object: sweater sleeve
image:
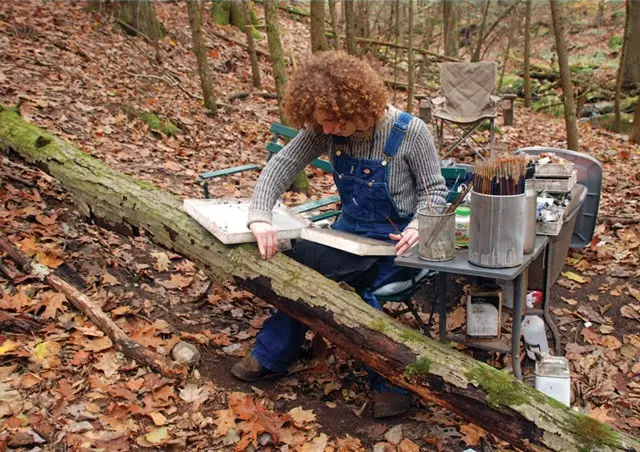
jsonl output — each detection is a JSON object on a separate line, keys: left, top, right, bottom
{"left": 248, "top": 130, "right": 328, "bottom": 225}
{"left": 405, "top": 119, "right": 447, "bottom": 230}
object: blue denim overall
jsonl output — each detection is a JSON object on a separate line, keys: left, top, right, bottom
{"left": 252, "top": 113, "right": 414, "bottom": 393}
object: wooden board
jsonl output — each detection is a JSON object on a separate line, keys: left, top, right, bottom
{"left": 300, "top": 227, "right": 396, "bottom": 256}
{"left": 183, "top": 199, "right": 309, "bottom": 244}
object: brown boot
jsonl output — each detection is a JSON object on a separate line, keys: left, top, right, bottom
{"left": 231, "top": 354, "right": 282, "bottom": 382}
{"left": 372, "top": 392, "right": 415, "bottom": 419}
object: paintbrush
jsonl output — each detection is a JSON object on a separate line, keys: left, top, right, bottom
{"left": 385, "top": 214, "right": 404, "bottom": 237}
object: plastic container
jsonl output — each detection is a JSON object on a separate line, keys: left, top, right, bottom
{"left": 418, "top": 209, "right": 455, "bottom": 262}
{"left": 535, "top": 355, "right": 571, "bottom": 406}
{"left": 455, "top": 206, "right": 471, "bottom": 248}
{"left": 468, "top": 191, "right": 525, "bottom": 268}
{"left": 523, "top": 180, "right": 537, "bottom": 254}
{"left": 522, "top": 292, "right": 549, "bottom": 360}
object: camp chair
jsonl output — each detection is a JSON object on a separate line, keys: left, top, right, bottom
{"left": 430, "top": 61, "right": 502, "bottom": 160}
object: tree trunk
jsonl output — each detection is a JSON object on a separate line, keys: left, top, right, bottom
{"left": 630, "top": 101, "right": 640, "bottom": 143}
{"left": 1, "top": 106, "right": 639, "bottom": 452}
{"left": 471, "top": 0, "right": 491, "bottom": 62}
{"left": 186, "top": 0, "right": 217, "bottom": 113}
{"left": 242, "top": 0, "right": 261, "bottom": 88}
{"left": 211, "top": 0, "right": 246, "bottom": 29}
{"left": 523, "top": 0, "right": 533, "bottom": 108}
{"left": 310, "top": 0, "right": 329, "bottom": 52}
{"left": 263, "top": 0, "right": 287, "bottom": 121}
{"left": 328, "top": 0, "right": 341, "bottom": 50}
{"left": 614, "top": 0, "right": 630, "bottom": 133}
{"left": 115, "top": 0, "right": 163, "bottom": 62}
{"left": 622, "top": 1, "right": 640, "bottom": 87}
{"left": 263, "top": 0, "right": 309, "bottom": 193}
{"left": 406, "top": 0, "right": 415, "bottom": 114}
{"left": 549, "top": 0, "right": 579, "bottom": 150}
{"left": 344, "top": 0, "right": 357, "bottom": 55}
{"left": 442, "top": 0, "right": 458, "bottom": 58}
{"left": 498, "top": 14, "right": 517, "bottom": 92}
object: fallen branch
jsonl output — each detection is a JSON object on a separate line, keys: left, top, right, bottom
{"left": 599, "top": 216, "right": 640, "bottom": 225}
{"left": 227, "top": 91, "right": 278, "bottom": 102}
{"left": 0, "top": 231, "right": 186, "bottom": 378}
{"left": 204, "top": 29, "right": 269, "bottom": 58}
{"left": 1, "top": 105, "right": 638, "bottom": 451}
{"left": 326, "top": 34, "right": 460, "bottom": 62}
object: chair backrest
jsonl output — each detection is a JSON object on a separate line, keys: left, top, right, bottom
{"left": 265, "top": 123, "right": 333, "bottom": 173}
{"left": 440, "top": 61, "right": 498, "bottom": 119}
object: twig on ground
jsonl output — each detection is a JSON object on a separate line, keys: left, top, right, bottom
{"left": 0, "top": 232, "right": 186, "bottom": 378}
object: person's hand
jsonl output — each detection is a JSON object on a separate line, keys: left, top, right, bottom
{"left": 390, "top": 227, "right": 419, "bottom": 256}
{"left": 250, "top": 221, "right": 279, "bottom": 259}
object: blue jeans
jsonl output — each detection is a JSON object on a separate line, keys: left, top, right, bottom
{"left": 252, "top": 252, "right": 409, "bottom": 394}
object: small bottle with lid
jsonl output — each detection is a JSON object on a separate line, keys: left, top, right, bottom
{"left": 454, "top": 206, "right": 471, "bottom": 248}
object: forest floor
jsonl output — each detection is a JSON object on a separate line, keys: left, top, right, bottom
{"left": 0, "top": 1, "right": 639, "bottom": 451}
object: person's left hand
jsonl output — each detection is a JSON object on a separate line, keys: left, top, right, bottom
{"left": 390, "top": 227, "right": 419, "bottom": 256}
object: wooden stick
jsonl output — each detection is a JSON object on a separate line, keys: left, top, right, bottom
{"left": 0, "top": 233, "right": 186, "bottom": 378}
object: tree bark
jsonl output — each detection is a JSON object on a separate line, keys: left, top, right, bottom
{"left": 327, "top": 0, "right": 341, "bottom": 50}
{"left": 614, "top": 0, "right": 630, "bottom": 133}
{"left": 630, "top": 100, "right": 640, "bottom": 143}
{"left": 115, "top": 0, "right": 163, "bottom": 62}
{"left": 310, "top": 0, "right": 329, "bottom": 52}
{"left": 263, "top": 0, "right": 287, "bottom": 122}
{"left": 344, "top": 0, "right": 357, "bottom": 55}
{"left": 549, "top": 0, "right": 579, "bottom": 150}
{"left": 242, "top": 0, "right": 262, "bottom": 88}
{"left": 2, "top": 105, "right": 639, "bottom": 451}
{"left": 622, "top": 0, "right": 640, "bottom": 87}
{"left": 442, "top": 0, "right": 458, "bottom": 58}
{"left": 523, "top": 0, "right": 533, "bottom": 107}
{"left": 263, "top": 0, "right": 309, "bottom": 194}
{"left": 471, "top": 0, "right": 491, "bottom": 62}
{"left": 186, "top": 0, "right": 217, "bottom": 113}
{"left": 406, "top": 0, "right": 415, "bottom": 114}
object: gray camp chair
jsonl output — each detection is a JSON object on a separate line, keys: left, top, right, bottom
{"left": 429, "top": 61, "right": 501, "bottom": 160}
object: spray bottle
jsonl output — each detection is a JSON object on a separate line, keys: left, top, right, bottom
{"left": 521, "top": 291, "right": 549, "bottom": 360}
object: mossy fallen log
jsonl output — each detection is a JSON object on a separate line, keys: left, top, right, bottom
{"left": 1, "top": 105, "right": 639, "bottom": 452}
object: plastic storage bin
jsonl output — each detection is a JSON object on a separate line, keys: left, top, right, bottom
{"left": 528, "top": 184, "right": 587, "bottom": 290}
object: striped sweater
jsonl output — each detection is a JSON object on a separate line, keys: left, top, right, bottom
{"left": 249, "top": 105, "right": 447, "bottom": 231}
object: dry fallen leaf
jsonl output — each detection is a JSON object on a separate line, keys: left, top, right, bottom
{"left": 460, "top": 423, "right": 486, "bottom": 446}
{"left": 561, "top": 271, "right": 587, "bottom": 284}
{"left": 397, "top": 438, "right": 421, "bottom": 452}
{"left": 588, "top": 406, "right": 616, "bottom": 424}
{"left": 288, "top": 406, "right": 316, "bottom": 426}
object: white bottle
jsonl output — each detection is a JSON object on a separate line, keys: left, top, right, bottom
{"left": 521, "top": 292, "right": 549, "bottom": 360}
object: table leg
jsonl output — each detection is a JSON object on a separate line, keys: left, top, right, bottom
{"left": 438, "top": 272, "right": 447, "bottom": 341}
{"left": 542, "top": 241, "right": 562, "bottom": 354}
{"left": 512, "top": 273, "right": 524, "bottom": 380}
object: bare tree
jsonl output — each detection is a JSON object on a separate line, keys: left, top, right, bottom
{"left": 114, "top": 0, "right": 163, "bottom": 62}
{"left": 310, "top": 0, "right": 329, "bottom": 52}
{"left": 186, "top": 0, "right": 217, "bottom": 113}
{"left": 471, "top": 0, "right": 491, "bottom": 62}
{"left": 523, "top": 0, "right": 533, "bottom": 107}
{"left": 263, "top": 0, "right": 309, "bottom": 193}
{"left": 549, "top": 0, "right": 579, "bottom": 150}
{"left": 407, "top": 0, "right": 415, "bottom": 113}
{"left": 242, "top": 0, "right": 261, "bottom": 88}
{"left": 328, "top": 0, "right": 341, "bottom": 50}
{"left": 614, "top": 0, "right": 630, "bottom": 132}
{"left": 442, "top": 0, "right": 458, "bottom": 58}
{"left": 344, "top": 0, "right": 357, "bottom": 55}
{"left": 622, "top": 0, "right": 640, "bottom": 87}
{"left": 630, "top": 102, "right": 640, "bottom": 143}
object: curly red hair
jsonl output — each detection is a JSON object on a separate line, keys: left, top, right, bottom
{"left": 284, "top": 51, "right": 388, "bottom": 130}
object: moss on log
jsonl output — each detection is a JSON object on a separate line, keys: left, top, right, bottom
{"left": 0, "top": 105, "right": 639, "bottom": 452}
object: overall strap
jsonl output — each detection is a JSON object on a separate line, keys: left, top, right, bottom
{"left": 383, "top": 112, "right": 413, "bottom": 158}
